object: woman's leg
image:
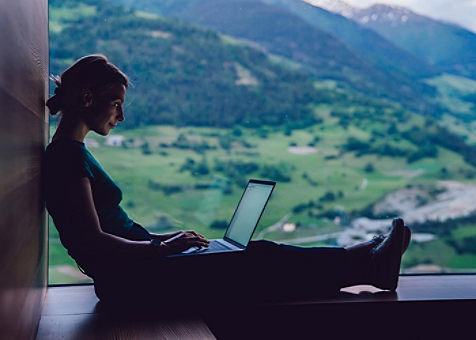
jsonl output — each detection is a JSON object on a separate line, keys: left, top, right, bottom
{"left": 161, "top": 240, "right": 352, "bottom": 302}
{"left": 93, "top": 220, "right": 410, "bottom": 304}
{"left": 93, "top": 240, "right": 351, "bottom": 304}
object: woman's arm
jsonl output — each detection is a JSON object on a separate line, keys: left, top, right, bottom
{"left": 66, "top": 178, "right": 209, "bottom": 258}
{"left": 68, "top": 177, "right": 157, "bottom": 258}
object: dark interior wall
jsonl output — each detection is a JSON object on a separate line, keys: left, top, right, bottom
{"left": 0, "top": 0, "right": 49, "bottom": 339}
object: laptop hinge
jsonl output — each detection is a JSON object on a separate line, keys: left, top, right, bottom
{"left": 222, "top": 237, "right": 246, "bottom": 249}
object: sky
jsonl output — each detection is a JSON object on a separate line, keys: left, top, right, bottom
{"left": 345, "top": 0, "right": 476, "bottom": 33}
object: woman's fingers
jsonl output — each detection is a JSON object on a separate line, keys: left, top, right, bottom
{"left": 164, "top": 232, "right": 210, "bottom": 253}
{"left": 185, "top": 230, "right": 206, "bottom": 237}
{"left": 189, "top": 235, "right": 209, "bottom": 244}
{"left": 183, "top": 230, "right": 208, "bottom": 241}
{"left": 171, "top": 235, "right": 208, "bottom": 247}
{"left": 188, "top": 231, "right": 200, "bottom": 238}
{"left": 186, "top": 236, "right": 209, "bottom": 248}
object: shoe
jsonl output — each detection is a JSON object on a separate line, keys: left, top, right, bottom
{"left": 370, "top": 218, "right": 405, "bottom": 291}
{"left": 372, "top": 234, "right": 386, "bottom": 246}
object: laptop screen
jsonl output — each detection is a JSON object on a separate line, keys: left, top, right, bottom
{"left": 224, "top": 180, "right": 275, "bottom": 247}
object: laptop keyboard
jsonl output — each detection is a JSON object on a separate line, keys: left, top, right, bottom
{"left": 209, "top": 241, "right": 232, "bottom": 250}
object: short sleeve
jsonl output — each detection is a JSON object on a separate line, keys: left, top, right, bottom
{"left": 46, "top": 144, "right": 93, "bottom": 184}
{"left": 44, "top": 141, "right": 95, "bottom": 210}
{"left": 66, "top": 147, "right": 94, "bottom": 181}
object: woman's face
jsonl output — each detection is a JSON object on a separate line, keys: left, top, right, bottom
{"left": 85, "top": 83, "right": 126, "bottom": 136}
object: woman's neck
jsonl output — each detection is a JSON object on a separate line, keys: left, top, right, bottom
{"left": 52, "top": 114, "right": 90, "bottom": 143}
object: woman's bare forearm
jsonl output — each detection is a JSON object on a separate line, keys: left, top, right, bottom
{"left": 85, "top": 230, "right": 163, "bottom": 259}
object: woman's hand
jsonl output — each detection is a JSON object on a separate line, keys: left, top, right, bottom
{"left": 162, "top": 231, "right": 210, "bottom": 255}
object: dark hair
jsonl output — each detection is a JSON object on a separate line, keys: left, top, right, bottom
{"left": 46, "top": 55, "right": 129, "bottom": 115}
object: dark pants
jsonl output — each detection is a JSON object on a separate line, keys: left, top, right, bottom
{"left": 91, "top": 224, "right": 351, "bottom": 306}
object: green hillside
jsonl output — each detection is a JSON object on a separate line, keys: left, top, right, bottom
{"left": 51, "top": 0, "right": 327, "bottom": 128}
{"left": 110, "top": 0, "right": 442, "bottom": 116}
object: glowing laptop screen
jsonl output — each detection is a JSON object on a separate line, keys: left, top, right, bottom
{"left": 225, "top": 181, "right": 274, "bottom": 247}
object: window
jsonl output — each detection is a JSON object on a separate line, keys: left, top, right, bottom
{"left": 49, "top": 0, "right": 476, "bottom": 284}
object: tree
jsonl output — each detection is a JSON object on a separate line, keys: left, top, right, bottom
{"left": 232, "top": 127, "right": 243, "bottom": 137}
{"left": 141, "top": 142, "right": 152, "bottom": 155}
{"left": 320, "top": 191, "right": 336, "bottom": 202}
{"left": 365, "top": 163, "right": 375, "bottom": 173}
{"left": 210, "top": 220, "right": 228, "bottom": 229}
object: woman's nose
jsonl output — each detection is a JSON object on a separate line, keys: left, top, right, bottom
{"left": 118, "top": 110, "right": 124, "bottom": 122}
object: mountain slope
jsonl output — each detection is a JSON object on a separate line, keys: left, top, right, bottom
{"left": 160, "top": 0, "right": 441, "bottom": 114}
{"left": 264, "top": 0, "right": 438, "bottom": 79}
{"left": 312, "top": 1, "right": 476, "bottom": 80}
{"left": 179, "top": 0, "right": 369, "bottom": 78}
{"left": 50, "top": 0, "right": 327, "bottom": 128}
{"left": 355, "top": 4, "right": 476, "bottom": 79}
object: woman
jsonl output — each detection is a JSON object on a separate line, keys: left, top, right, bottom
{"left": 44, "top": 55, "right": 411, "bottom": 305}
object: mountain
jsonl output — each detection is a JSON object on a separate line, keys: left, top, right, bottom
{"left": 110, "top": 0, "right": 194, "bottom": 16}
{"left": 310, "top": 1, "right": 476, "bottom": 80}
{"left": 262, "top": 0, "right": 438, "bottom": 79}
{"left": 50, "top": 0, "right": 328, "bottom": 128}
{"left": 179, "top": 0, "right": 372, "bottom": 79}
{"left": 304, "top": 0, "right": 356, "bottom": 18}
{"left": 114, "top": 0, "right": 441, "bottom": 115}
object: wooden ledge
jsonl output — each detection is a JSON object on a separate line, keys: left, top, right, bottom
{"left": 37, "top": 276, "right": 476, "bottom": 339}
{"left": 36, "top": 285, "right": 216, "bottom": 340}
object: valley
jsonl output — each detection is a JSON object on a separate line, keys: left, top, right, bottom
{"left": 49, "top": 122, "right": 476, "bottom": 283}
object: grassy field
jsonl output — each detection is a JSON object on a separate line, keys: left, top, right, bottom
{"left": 91, "top": 125, "right": 414, "bottom": 229}
{"left": 426, "top": 74, "right": 476, "bottom": 117}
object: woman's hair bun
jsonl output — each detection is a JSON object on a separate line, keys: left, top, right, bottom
{"left": 46, "top": 93, "right": 62, "bottom": 116}
{"left": 46, "top": 75, "right": 63, "bottom": 115}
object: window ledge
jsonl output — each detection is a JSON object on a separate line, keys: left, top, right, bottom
{"left": 40, "top": 275, "right": 476, "bottom": 339}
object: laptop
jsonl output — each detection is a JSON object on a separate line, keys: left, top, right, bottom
{"left": 168, "top": 179, "right": 276, "bottom": 257}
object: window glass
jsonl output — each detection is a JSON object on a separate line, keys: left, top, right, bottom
{"left": 49, "top": 0, "right": 476, "bottom": 284}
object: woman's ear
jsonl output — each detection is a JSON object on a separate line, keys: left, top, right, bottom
{"left": 80, "top": 89, "right": 94, "bottom": 108}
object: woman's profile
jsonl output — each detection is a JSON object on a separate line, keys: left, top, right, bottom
{"left": 44, "top": 55, "right": 411, "bottom": 304}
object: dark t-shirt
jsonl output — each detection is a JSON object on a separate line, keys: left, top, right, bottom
{"left": 44, "top": 139, "right": 134, "bottom": 269}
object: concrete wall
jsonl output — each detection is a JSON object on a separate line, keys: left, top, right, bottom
{"left": 0, "top": 0, "right": 49, "bottom": 338}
